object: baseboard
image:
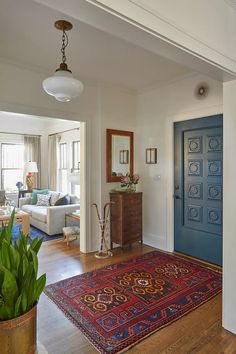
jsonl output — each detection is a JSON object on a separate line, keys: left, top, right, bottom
{"left": 143, "top": 232, "right": 167, "bottom": 251}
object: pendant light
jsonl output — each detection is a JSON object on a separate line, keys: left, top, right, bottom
{"left": 43, "top": 20, "right": 84, "bottom": 102}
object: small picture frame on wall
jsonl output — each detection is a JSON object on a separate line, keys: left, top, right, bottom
{"left": 146, "top": 148, "right": 157, "bottom": 164}
{"left": 119, "top": 150, "right": 129, "bottom": 164}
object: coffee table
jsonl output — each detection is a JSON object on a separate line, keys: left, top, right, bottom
{"left": 0, "top": 209, "right": 30, "bottom": 235}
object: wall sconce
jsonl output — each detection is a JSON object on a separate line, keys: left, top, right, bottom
{"left": 119, "top": 150, "right": 129, "bottom": 164}
{"left": 146, "top": 148, "right": 157, "bottom": 164}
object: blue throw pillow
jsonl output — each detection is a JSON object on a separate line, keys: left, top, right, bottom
{"left": 31, "top": 189, "right": 49, "bottom": 205}
{"left": 55, "top": 194, "right": 70, "bottom": 206}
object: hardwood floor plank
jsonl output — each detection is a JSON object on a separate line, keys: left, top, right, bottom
{"left": 37, "top": 240, "right": 236, "bottom": 354}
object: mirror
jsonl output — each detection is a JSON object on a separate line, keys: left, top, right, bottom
{"left": 106, "top": 129, "right": 134, "bottom": 182}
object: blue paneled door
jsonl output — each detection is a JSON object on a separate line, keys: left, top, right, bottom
{"left": 174, "top": 115, "right": 223, "bottom": 265}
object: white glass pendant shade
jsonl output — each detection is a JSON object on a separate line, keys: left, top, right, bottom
{"left": 42, "top": 70, "right": 84, "bottom": 102}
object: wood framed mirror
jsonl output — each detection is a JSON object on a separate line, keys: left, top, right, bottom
{"left": 106, "top": 129, "right": 134, "bottom": 182}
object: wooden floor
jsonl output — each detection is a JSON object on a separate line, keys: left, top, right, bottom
{"left": 37, "top": 240, "right": 236, "bottom": 354}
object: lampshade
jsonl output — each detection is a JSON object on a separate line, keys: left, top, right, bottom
{"left": 43, "top": 70, "right": 84, "bottom": 102}
{"left": 24, "top": 162, "right": 38, "bottom": 174}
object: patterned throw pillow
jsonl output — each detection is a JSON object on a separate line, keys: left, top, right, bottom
{"left": 36, "top": 193, "right": 51, "bottom": 206}
{"left": 31, "top": 189, "right": 49, "bottom": 205}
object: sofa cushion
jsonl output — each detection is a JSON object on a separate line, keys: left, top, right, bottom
{"left": 55, "top": 194, "right": 70, "bottom": 206}
{"left": 70, "top": 195, "right": 80, "bottom": 204}
{"left": 21, "top": 205, "right": 47, "bottom": 223}
{"left": 21, "top": 204, "right": 36, "bottom": 215}
{"left": 31, "top": 208, "right": 47, "bottom": 223}
{"left": 31, "top": 189, "right": 49, "bottom": 205}
{"left": 36, "top": 193, "right": 51, "bottom": 206}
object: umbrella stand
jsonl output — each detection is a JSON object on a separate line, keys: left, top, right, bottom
{"left": 92, "top": 202, "right": 113, "bottom": 259}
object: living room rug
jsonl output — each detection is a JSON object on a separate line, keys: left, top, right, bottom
{"left": 11, "top": 224, "right": 63, "bottom": 242}
{"left": 44, "top": 251, "right": 222, "bottom": 354}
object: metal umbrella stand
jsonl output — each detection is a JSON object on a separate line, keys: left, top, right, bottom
{"left": 92, "top": 202, "right": 113, "bottom": 259}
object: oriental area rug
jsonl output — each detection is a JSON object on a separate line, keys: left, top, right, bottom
{"left": 44, "top": 251, "right": 222, "bottom": 354}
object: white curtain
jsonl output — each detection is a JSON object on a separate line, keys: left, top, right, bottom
{"left": 48, "top": 135, "right": 58, "bottom": 190}
{"left": 24, "top": 135, "right": 41, "bottom": 188}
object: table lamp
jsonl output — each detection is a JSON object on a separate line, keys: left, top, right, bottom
{"left": 24, "top": 162, "right": 38, "bottom": 190}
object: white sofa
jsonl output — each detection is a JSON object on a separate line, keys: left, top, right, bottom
{"left": 19, "top": 193, "right": 80, "bottom": 236}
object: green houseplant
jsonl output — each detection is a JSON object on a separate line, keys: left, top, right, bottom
{"left": 0, "top": 210, "right": 46, "bottom": 354}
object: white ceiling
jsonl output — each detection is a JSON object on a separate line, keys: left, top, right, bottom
{"left": 0, "top": 0, "right": 193, "bottom": 92}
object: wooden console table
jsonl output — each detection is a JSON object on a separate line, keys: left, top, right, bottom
{"left": 18, "top": 189, "right": 32, "bottom": 199}
{"left": 110, "top": 192, "right": 142, "bottom": 248}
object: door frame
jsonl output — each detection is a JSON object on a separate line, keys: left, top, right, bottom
{"left": 165, "top": 108, "right": 223, "bottom": 253}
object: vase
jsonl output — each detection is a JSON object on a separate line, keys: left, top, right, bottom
{"left": 0, "top": 305, "right": 37, "bottom": 354}
{"left": 130, "top": 184, "right": 136, "bottom": 192}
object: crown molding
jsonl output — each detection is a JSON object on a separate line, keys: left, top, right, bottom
{"left": 88, "top": 0, "right": 236, "bottom": 76}
{"left": 129, "top": 0, "right": 236, "bottom": 63}
{"left": 224, "top": 0, "right": 236, "bottom": 12}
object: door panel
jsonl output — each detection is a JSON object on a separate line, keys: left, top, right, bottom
{"left": 174, "top": 115, "right": 223, "bottom": 265}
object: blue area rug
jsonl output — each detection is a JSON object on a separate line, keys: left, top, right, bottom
{"left": 11, "top": 224, "right": 63, "bottom": 242}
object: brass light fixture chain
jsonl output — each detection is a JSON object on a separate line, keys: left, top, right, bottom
{"left": 43, "top": 19, "right": 84, "bottom": 102}
{"left": 61, "top": 29, "right": 68, "bottom": 64}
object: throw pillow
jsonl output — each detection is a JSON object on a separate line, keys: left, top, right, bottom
{"left": 31, "top": 189, "right": 49, "bottom": 205}
{"left": 70, "top": 195, "right": 80, "bottom": 204}
{"left": 36, "top": 193, "right": 51, "bottom": 206}
{"left": 50, "top": 192, "right": 61, "bottom": 206}
{"left": 55, "top": 194, "right": 70, "bottom": 206}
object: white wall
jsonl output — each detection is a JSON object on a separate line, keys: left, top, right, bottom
{"left": 136, "top": 73, "right": 223, "bottom": 250}
{"left": 223, "top": 80, "right": 236, "bottom": 334}
{"left": 91, "top": 87, "right": 136, "bottom": 252}
{"left": 101, "top": 87, "right": 136, "bottom": 202}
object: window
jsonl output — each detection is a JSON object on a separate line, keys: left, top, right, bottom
{"left": 58, "top": 139, "right": 80, "bottom": 197}
{"left": 59, "top": 143, "right": 67, "bottom": 169}
{"left": 1, "top": 143, "right": 24, "bottom": 191}
{"left": 72, "top": 141, "right": 80, "bottom": 171}
{"left": 59, "top": 143, "right": 67, "bottom": 194}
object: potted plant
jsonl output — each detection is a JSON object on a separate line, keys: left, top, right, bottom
{"left": 121, "top": 173, "right": 140, "bottom": 192}
{"left": 0, "top": 210, "right": 46, "bottom": 354}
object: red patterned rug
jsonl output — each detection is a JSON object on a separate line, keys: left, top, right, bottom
{"left": 44, "top": 251, "right": 222, "bottom": 354}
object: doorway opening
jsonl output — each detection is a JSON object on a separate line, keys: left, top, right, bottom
{"left": 0, "top": 110, "right": 87, "bottom": 253}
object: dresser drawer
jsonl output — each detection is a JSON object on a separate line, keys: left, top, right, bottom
{"left": 110, "top": 192, "right": 142, "bottom": 248}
